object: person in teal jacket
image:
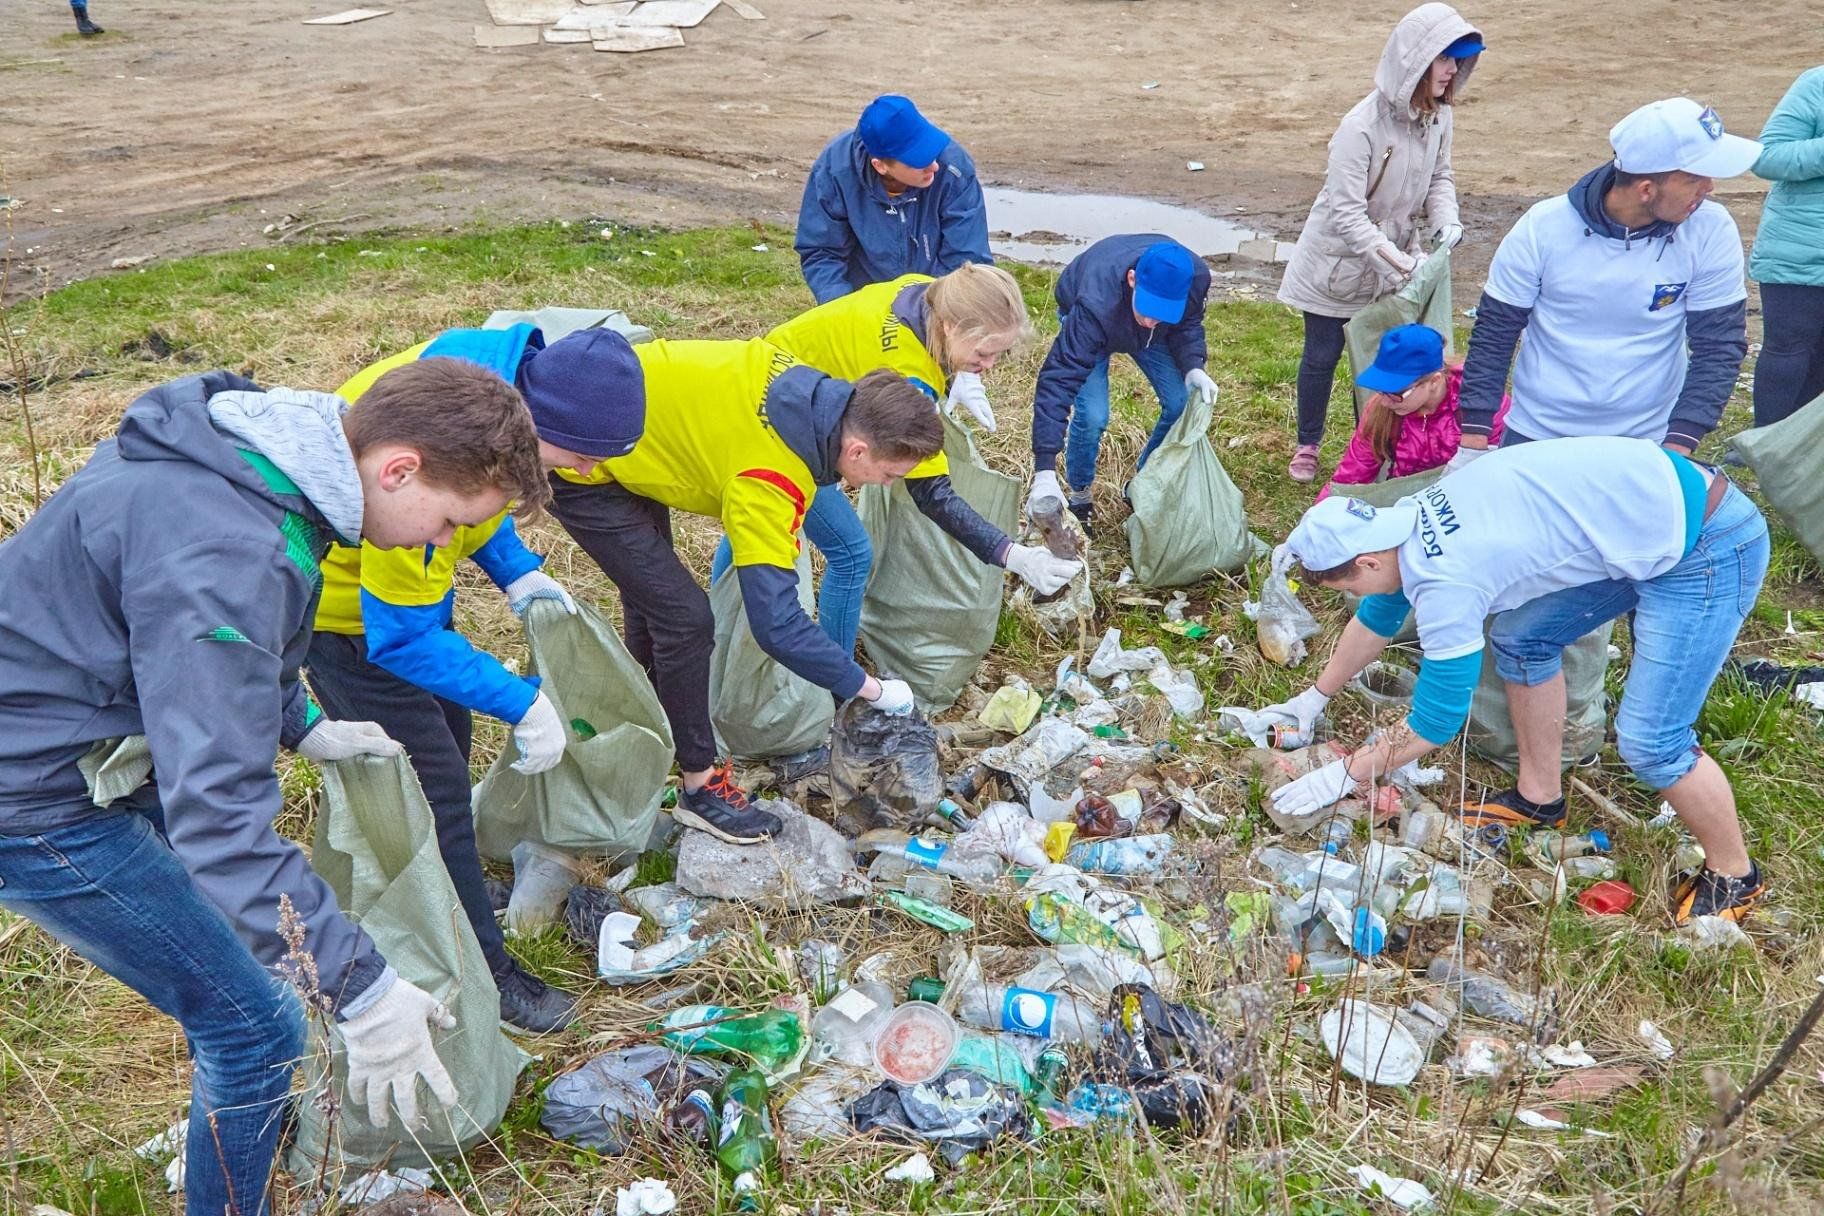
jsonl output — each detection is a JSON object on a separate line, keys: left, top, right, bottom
{"left": 1750, "top": 65, "right": 1824, "bottom": 426}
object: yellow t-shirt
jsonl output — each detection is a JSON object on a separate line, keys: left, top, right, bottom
{"left": 764, "top": 274, "right": 951, "bottom": 480}
{"left": 314, "top": 341, "right": 514, "bottom": 634}
{"left": 556, "top": 338, "right": 817, "bottom": 570}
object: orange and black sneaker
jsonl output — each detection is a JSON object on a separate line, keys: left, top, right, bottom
{"left": 1457, "top": 786, "right": 1567, "bottom": 830}
{"left": 675, "top": 764, "right": 782, "bottom": 845}
{"left": 1671, "top": 862, "right": 1764, "bottom": 926}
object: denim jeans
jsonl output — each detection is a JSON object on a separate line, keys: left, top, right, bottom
{"left": 711, "top": 482, "right": 871, "bottom": 656}
{"left": 1487, "top": 482, "right": 1769, "bottom": 789}
{"left": 0, "top": 799, "right": 305, "bottom": 1216}
{"left": 1294, "top": 311, "right": 1350, "bottom": 446}
{"left": 1062, "top": 341, "right": 1189, "bottom": 492}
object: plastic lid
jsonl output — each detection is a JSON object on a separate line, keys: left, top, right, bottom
{"left": 1588, "top": 829, "right": 1612, "bottom": 852}
{"left": 1320, "top": 999, "right": 1422, "bottom": 1086}
{"left": 873, "top": 1001, "right": 959, "bottom": 1085}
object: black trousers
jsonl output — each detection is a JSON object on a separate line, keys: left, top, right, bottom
{"left": 548, "top": 476, "right": 718, "bottom": 772}
{"left": 1753, "top": 281, "right": 1824, "bottom": 428}
{"left": 304, "top": 630, "right": 511, "bottom": 978}
{"left": 1295, "top": 310, "right": 1351, "bottom": 446}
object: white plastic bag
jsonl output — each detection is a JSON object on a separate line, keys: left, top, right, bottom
{"left": 1254, "top": 544, "right": 1320, "bottom": 666}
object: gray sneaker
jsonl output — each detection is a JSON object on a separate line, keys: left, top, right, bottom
{"left": 674, "top": 765, "right": 783, "bottom": 845}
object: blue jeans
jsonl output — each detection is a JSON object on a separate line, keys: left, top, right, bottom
{"left": 0, "top": 798, "right": 305, "bottom": 1216}
{"left": 711, "top": 483, "right": 871, "bottom": 655}
{"left": 1487, "top": 483, "right": 1769, "bottom": 789}
{"left": 1063, "top": 341, "right": 1189, "bottom": 492}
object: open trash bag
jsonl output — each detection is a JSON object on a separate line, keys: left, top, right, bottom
{"left": 482, "top": 305, "right": 654, "bottom": 346}
{"left": 857, "top": 413, "right": 1020, "bottom": 710}
{"left": 1469, "top": 620, "right": 1612, "bottom": 770}
{"left": 828, "top": 695, "right": 944, "bottom": 835}
{"left": 1123, "top": 386, "right": 1257, "bottom": 587}
{"left": 1730, "top": 390, "right": 1824, "bottom": 565}
{"left": 1344, "top": 247, "right": 1453, "bottom": 415}
{"left": 473, "top": 600, "right": 673, "bottom": 864}
{"left": 709, "top": 555, "right": 835, "bottom": 759}
{"left": 292, "top": 754, "right": 523, "bottom": 1174}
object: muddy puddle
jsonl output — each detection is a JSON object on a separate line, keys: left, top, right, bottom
{"left": 985, "top": 187, "right": 1294, "bottom": 266}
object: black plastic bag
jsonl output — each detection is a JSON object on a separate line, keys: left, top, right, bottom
{"left": 1090, "top": 983, "right": 1236, "bottom": 1133}
{"left": 849, "top": 1068, "right": 1029, "bottom": 1167}
{"left": 563, "top": 883, "right": 622, "bottom": 951}
{"left": 541, "top": 1046, "right": 726, "bottom": 1154}
{"left": 827, "top": 694, "right": 943, "bottom": 836}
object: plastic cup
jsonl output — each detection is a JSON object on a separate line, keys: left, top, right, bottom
{"left": 872, "top": 1001, "right": 959, "bottom": 1085}
{"left": 1577, "top": 879, "right": 1636, "bottom": 915}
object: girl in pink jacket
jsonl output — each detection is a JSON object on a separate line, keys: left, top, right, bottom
{"left": 1317, "top": 323, "right": 1507, "bottom": 499}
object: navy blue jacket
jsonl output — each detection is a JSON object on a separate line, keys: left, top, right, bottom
{"left": 794, "top": 130, "right": 993, "bottom": 305}
{"left": 1031, "top": 234, "right": 1211, "bottom": 466}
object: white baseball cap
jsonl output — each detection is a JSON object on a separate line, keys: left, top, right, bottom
{"left": 1610, "top": 97, "right": 1762, "bottom": 178}
{"left": 1285, "top": 495, "right": 1420, "bottom": 574}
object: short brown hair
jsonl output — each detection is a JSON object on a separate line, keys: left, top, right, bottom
{"left": 839, "top": 368, "right": 944, "bottom": 462}
{"left": 343, "top": 357, "right": 552, "bottom": 518}
{"left": 1300, "top": 556, "right": 1362, "bottom": 585}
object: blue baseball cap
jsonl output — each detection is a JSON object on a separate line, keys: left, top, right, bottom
{"left": 1443, "top": 33, "right": 1484, "bottom": 58}
{"left": 857, "top": 95, "right": 950, "bottom": 169}
{"left": 1132, "top": 242, "right": 1197, "bottom": 325}
{"left": 1357, "top": 324, "right": 1446, "bottom": 394}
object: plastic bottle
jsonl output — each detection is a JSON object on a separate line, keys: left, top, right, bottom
{"left": 1320, "top": 817, "right": 1355, "bottom": 856}
{"left": 665, "top": 1087, "right": 716, "bottom": 1147}
{"left": 858, "top": 832, "right": 1004, "bottom": 884}
{"left": 1401, "top": 807, "right": 1446, "bottom": 853}
{"left": 1073, "top": 793, "right": 1127, "bottom": 839}
{"left": 1425, "top": 957, "right": 1542, "bottom": 1029}
{"left": 657, "top": 1005, "right": 806, "bottom": 1072}
{"left": 1063, "top": 833, "right": 1175, "bottom": 875}
{"left": 1028, "top": 495, "right": 1082, "bottom": 560}
{"left": 713, "top": 1068, "right": 777, "bottom": 1212}
{"left": 955, "top": 979, "right": 1103, "bottom": 1043}
{"left": 1530, "top": 829, "right": 1612, "bottom": 862}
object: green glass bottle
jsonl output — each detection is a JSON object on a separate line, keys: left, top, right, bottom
{"left": 714, "top": 1068, "right": 778, "bottom": 1212}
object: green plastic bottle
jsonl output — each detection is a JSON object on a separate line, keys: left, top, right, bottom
{"left": 714, "top": 1068, "right": 778, "bottom": 1212}
{"left": 656, "top": 1005, "right": 805, "bottom": 1072}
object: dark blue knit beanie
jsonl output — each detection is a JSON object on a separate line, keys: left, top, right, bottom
{"left": 516, "top": 328, "right": 646, "bottom": 459}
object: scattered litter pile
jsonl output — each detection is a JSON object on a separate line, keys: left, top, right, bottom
{"left": 474, "top": 0, "right": 761, "bottom": 53}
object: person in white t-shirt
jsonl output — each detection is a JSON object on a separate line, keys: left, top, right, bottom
{"left": 1448, "top": 98, "right": 1759, "bottom": 467}
{"left": 1257, "top": 437, "right": 1770, "bottom": 925}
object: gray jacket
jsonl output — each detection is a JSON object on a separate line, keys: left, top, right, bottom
{"left": 1277, "top": 3, "right": 1478, "bottom": 317}
{"left": 0, "top": 372, "right": 389, "bottom": 1013}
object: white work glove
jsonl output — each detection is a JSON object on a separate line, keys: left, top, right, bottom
{"left": 339, "top": 977, "right": 459, "bottom": 1131}
{"left": 1271, "top": 758, "right": 1358, "bottom": 818}
{"left": 1262, "top": 685, "right": 1331, "bottom": 735}
{"left": 867, "top": 678, "right": 917, "bottom": 716}
{"left": 943, "top": 371, "right": 996, "bottom": 432}
{"left": 1184, "top": 367, "right": 1218, "bottom": 408}
{"left": 1372, "top": 242, "right": 1417, "bottom": 287}
{"left": 511, "top": 690, "right": 567, "bottom": 774}
{"left": 296, "top": 719, "right": 403, "bottom": 763}
{"left": 1444, "top": 444, "right": 1487, "bottom": 473}
{"left": 1005, "top": 543, "right": 1082, "bottom": 596}
{"left": 1026, "top": 469, "right": 1064, "bottom": 519}
{"left": 503, "top": 570, "right": 577, "bottom": 617}
{"left": 1432, "top": 222, "right": 1464, "bottom": 251}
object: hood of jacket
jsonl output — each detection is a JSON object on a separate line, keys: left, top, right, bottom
{"left": 764, "top": 363, "right": 855, "bottom": 484}
{"left": 1567, "top": 162, "right": 1680, "bottom": 244}
{"left": 206, "top": 386, "right": 364, "bottom": 544}
{"left": 1375, "top": 3, "right": 1481, "bottom": 122}
{"left": 891, "top": 280, "right": 934, "bottom": 351}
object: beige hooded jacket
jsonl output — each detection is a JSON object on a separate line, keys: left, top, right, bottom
{"left": 1277, "top": 3, "right": 1481, "bottom": 318}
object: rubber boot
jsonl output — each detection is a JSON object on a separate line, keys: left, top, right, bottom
{"left": 73, "top": 5, "right": 105, "bottom": 35}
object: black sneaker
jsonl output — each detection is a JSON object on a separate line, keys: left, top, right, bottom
{"left": 1067, "top": 497, "right": 1094, "bottom": 537}
{"left": 496, "top": 961, "right": 579, "bottom": 1035}
{"left": 74, "top": 7, "right": 105, "bottom": 34}
{"left": 483, "top": 875, "right": 512, "bottom": 915}
{"left": 1672, "top": 861, "right": 1764, "bottom": 926}
{"left": 674, "top": 765, "right": 782, "bottom": 845}
{"left": 1457, "top": 786, "right": 1567, "bottom": 830}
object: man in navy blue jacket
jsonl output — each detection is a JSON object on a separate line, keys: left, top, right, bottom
{"left": 795, "top": 94, "right": 994, "bottom": 305}
{"left": 1026, "top": 235, "right": 1217, "bottom": 527}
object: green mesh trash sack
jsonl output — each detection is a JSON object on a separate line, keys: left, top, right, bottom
{"left": 857, "top": 413, "right": 1020, "bottom": 709}
{"left": 1345, "top": 247, "right": 1454, "bottom": 415}
{"left": 708, "top": 554, "right": 835, "bottom": 758}
{"left": 1468, "top": 620, "right": 1611, "bottom": 771}
{"left": 473, "top": 599, "right": 674, "bottom": 863}
{"left": 292, "top": 753, "right": 523, "bottom": 1174}
{"left": 1730, "top": 390, "right": 1824, "bottom": 565}
{"left": 1123, "top": 386, "right": 1256, "bottom": 587}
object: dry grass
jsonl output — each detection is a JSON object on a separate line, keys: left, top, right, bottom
{"left": 3, "top": 221, "right": 1823, "bottom": 1215}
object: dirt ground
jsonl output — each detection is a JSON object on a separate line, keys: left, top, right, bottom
{"left": 3, "top": 0, "right": 1816, "bottom": 301}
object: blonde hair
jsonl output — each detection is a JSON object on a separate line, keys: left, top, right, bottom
{"left": 923, "top": 263, "right": 1032, "bottom": 375}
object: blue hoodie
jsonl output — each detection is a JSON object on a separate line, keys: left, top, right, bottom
{"left": 794, "top": 130, "right": 993, "bottom": 305}
{"left": 0, "top": 373, "right": 388, "bottom": 1013}
{"left": 1031, "top": 234, "right": 1212, "bottom": 467}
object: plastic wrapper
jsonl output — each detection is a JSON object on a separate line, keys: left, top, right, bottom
{"left": 540, "top": 1046, "right": 727, "bottom": 1153}
{"left": 1090, "top": 983, "right": 1235, "bottom": 1132}
{"left": 848, "top": 1069, "right": 1031, "bottom": 1167}
{"left": 1253, "top": 545, "right": 1321, "bottom": 667}
{"left": 828, "top": 695, "right": 944, "bottom": 835}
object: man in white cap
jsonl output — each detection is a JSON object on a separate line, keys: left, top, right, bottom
{"left": 1449, "top": 98, "right": 1761, "bottom": 462}
{"left": 1256, "top": 436, "right": 1770, "bottom": 925}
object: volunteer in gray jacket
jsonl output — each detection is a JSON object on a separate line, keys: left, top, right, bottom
{"left": 1452, "top": 97, "right": 1759, "bottom": 461}
{"left": 0, "top": 363, "right": 547, "bottom": 1216}
{"left": 1277, "top": 2, "right": 1483, "bottom": 483}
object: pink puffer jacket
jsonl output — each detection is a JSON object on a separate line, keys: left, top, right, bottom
{"left": 1318, "top": 364, "right": 1508, "bottom": 499}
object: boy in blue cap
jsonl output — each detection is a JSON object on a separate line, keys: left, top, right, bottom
{"left": 1026, "top": 235, "right": 1217, "bottom": 527}
{"left": 795, "top": 94, "right": 994, "bottom": 305}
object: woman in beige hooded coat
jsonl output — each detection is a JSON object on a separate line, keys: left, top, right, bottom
{"left": 1277, "top": 3, "right": 1484, "bottom": 482}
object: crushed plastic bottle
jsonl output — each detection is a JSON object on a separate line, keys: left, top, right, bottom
{"left": 856, "top": 829, "right": 1004, "bottom": 884}
{"left": 1528, "top": 829, "right": 1611, "bottom": 866}
{"left": 713, "top": 1069, "right": 777, "bottom": 1212}
{"left": 658, "top": 1005, "right": 806, "bottom": 1072}
{"left": 1029, "top": 494, "right": 1083, "bottom": 561}
{"left": 1426, "top": 957, "right": 1548, "bottom": 1032}
{"left": 1063, "top": 833, "right": 1175, "bottom": 875}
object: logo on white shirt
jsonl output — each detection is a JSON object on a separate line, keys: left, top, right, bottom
{"left": 1649, "top": 282, "right": 1689, "bottom": 312}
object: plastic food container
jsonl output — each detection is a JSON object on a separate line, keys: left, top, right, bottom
{"left": 1350, "top": 661, "right": 1417, "bottom": 708}
{"left": 872, "top": 1001, "right": 959, "bottom": 1085}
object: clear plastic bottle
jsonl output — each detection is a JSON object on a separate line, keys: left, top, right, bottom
{"left": 858, "top": 831, "right": 1004, "bottom": 884}
{"left": 1425, "top": 957, "right": 1542, "bottom": 1028}
{"left": 955, "top": 979, "right": 1103, "bottom": 1043}
{"left": 1062, "top": 833, "right": 1176, "bottom": 875}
